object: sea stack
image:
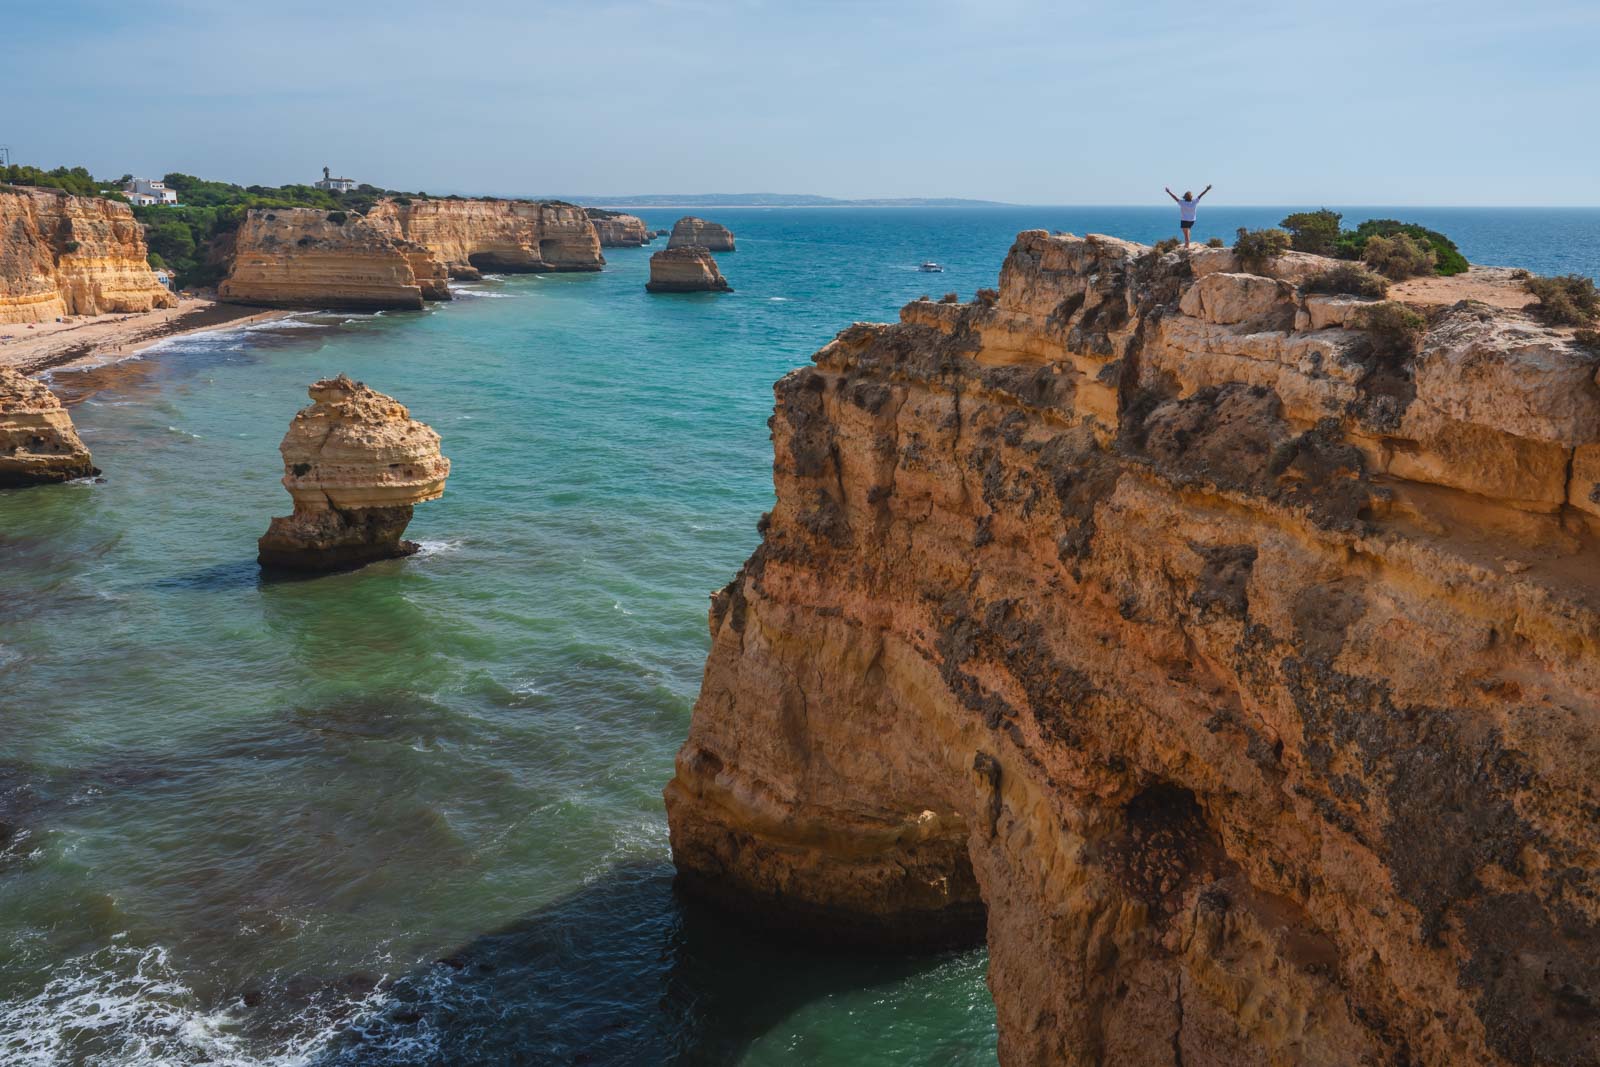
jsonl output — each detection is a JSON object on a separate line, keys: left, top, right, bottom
{"left": 0, "top": 367, "right": 98, "bottom": 487}
{"left": 646, "top": 246, "right": 732, "bottom": 294}
{"left": 666, "top": 216, "right": 735, "bottom": 252}
{"left": 665, "top": 230, "right": 1600, "bottom": 1065}
{"left": 257, "top": 376, "right": 449, "bottom": 572}
{"left": 585, "top": 208, "right": 653, "bottom": 247}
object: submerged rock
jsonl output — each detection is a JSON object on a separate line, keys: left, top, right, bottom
{"left": 0, "top": 367, "right": 97, "bottom": 487}
{"left": 666, "top": 216, "right": 735, "bottom": 252}
{"left": 257, "top": 376, "right": 449, "bottom": 572}
{"left": 645, "top": 246, "right": 732, "bottom": 294}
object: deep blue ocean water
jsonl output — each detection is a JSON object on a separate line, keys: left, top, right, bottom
{"left": 1, "top": 206, "right": 1596, "bottom": 1065}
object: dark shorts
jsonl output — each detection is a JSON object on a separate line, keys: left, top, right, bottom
{"left": 1180, "top": 220, "right": 1194, "bottom": 229}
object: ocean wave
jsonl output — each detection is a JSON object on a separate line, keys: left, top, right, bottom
{"left": 166, "top": 426, "right": 203, "bottom": 439}
{"left": 449, "top": 288, "right": 517, "bottom": 299}
{"left": 0, "top": 942, "right": 439, "bottom": 1067}
{"left": 412, "top": 539, "right": 464, "bottom": 558}
{"left": 768, "top": 296, "right": 790, "bottom": 302}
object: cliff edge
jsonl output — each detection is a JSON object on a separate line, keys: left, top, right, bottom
{"left": 367, "top": 198, "right": 604, "bottom": 278}
{"left": 0, "top": 187, "right": 176, "bottom": 325}
{"left": 665, "top": 232, "right": 1600, "bottom": 1066}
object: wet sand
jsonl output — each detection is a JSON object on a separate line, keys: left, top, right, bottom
{"left": 0, "top": 299, "right": 288, "bottom": 376}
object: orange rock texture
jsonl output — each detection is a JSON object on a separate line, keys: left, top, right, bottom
{"left": 366, "top": 198, "right": 603, "bottom": 278}
{"left": 646, "top": 246, "right": 731, "bottom": 293}
{"left": 665, "top": 232, "right": 1600, "bottom": 1066}
{"left": 666, "top": 216, "right": 735, "bottom": 252}
{"left": 219, "top": 209, "right": 448, "bottom": 311}
{"left": 586, "top": 208, "right": 653, "bottom": 247}
{"left": 258, "top": 375, "right": 449, "bottom": 571}
{"left": 0, "top": 367, "right": 97, "bottom": 486}
{"left": 0, "top": 187, "right": 176, "bottom": 325}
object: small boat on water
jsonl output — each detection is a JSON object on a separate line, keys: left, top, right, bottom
{"left": 919, "top": 261, "right": 944, "bottom": 273}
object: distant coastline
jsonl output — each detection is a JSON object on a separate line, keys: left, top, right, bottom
{"left": 548, "top": 193, "right": 1016, "bottom": 209}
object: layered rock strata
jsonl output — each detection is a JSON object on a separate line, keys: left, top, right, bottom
{"left": 585, "top": 208, "right": 653, "bottom": 247}
{"left": 666, "top": 232, "right": 1600, "bottom": 1066}
{"left": 219, "top": 209, "right": 449, "bottom": 311}
{"left": 646, "top": 246, "right": 731, "bottom": 293}
{"left": 666, "top": 216, "right": 735, "bottom": 252}
{"left": 366, "top": 198, "right": 604, "bottom": 279}
{"left": 0, "top": 187, "right": 176, "bottom": 324}
{"left": 257, "top": 375, "right": 449, "bottom": 571}
{"left": 0, "top": 367, "right": 98, "bottom": 486}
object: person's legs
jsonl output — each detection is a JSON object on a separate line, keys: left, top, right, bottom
{"left": 1181, "top": 221, "right": 1193, "bottom": 246}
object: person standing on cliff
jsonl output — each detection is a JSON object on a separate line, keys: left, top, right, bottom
{"left": 1165, "top": 185, "right": 1212, "bottom": 246}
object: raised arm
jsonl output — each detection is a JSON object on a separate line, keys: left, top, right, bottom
{"left": 1196, "top": 184, "right": 1213, "bottom": 201}
{"left": 1164, "top": 187, "right": 1180, "bottom": 202}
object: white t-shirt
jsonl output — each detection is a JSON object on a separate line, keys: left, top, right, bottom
{"left": 1179, "top": 199, "right": 1198, "bottom": 222}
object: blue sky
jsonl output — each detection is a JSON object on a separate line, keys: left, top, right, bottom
{"left": 9, "top": 0, "right": 1598, "bottom": 204}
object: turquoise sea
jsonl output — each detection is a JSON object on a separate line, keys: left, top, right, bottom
{"left": 2, "top": 206, "right": 1597, "bottom": 1066}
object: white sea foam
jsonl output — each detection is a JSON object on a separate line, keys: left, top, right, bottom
{"left": 166, "top": 426, "right": 202, "bottom": 439}
{"left": 413, "top": 539, "right": 464, "bottom": 558}
{"left": 768, "top": 296, "right": 790, "bottom": 302}
{"left": 0, "top": 942, "right": 436, "bottom": 1067}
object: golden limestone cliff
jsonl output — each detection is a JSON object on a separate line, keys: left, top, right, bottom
{"left": 666, "top": 216, "right": 736, "bottom": 252}
{"left": 219, "top": 208, "right": 449, "bottom": 311}
{"left": 366, "top": 198, "right": 604, "bottom": 279}
{"left": 646, "top": 246, "right": 732, "bottom": 293}
{"left": 0, "top": 367, "right": 97, "bottom": 487}
{"left": 257, "top": 375, "right": 449, "bottom": 571}
{"left": 586, "top": 208, "right": 653, "bottom": 247}
{"left": 665, "top": 232, "right": 1600, "bottom": 1067}
{"left": 0, "top": 187, "right": 176, "bottom": 325}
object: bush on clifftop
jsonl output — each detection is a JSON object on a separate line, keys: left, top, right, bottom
{"left": 1360, "top": 301, "right": 1427, "bottom": 362}
{"left": 1524, "top": 274, "right": 1600, "bottom": 326}
{"left": 1280, "top": 209, "right": 1343, "bottom": 255}
{"left": 1302, "top": 263, "right": 1390, "bottom": 298}
{"left": 1233, "top": 227, "right": 1291, "bottom": 268}
{"left": 1361, "top": 233, "right": 1437, "bottom": 280}
{"left": 1338, "top": 219, "right": 1469, "bottom": 276}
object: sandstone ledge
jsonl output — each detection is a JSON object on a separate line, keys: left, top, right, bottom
{"left": 0, "top": 367, "right": 97, "bottom": 486}
{"left": 665, "top": 232, "right": 1600, "bottom": 1067}
{"left": 646, "top": 246, "right": 731, "bottom": 293}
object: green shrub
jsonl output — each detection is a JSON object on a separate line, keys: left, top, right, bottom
{"left": 326, "top": 210, "right": 348, "bottom": 225}
{"left": 62, "top": 240, "right": 81, "bottom": 253}
{"left": 1233, "top": 227, "right": 1291, "bottom": 268}
{"left": 940, "top": 292, "right": 959, "bottom": 304}
{"left": 1361, "top": 233, "right": 1436, "bottom": 280}
{"left": 1280, "top": 209, "right": 1343, "bottom": 255}
{"left": 1573, "top": 329, "right": 1600, "bottom": 352}
{"left": 1303, "top": 263, "right": 1390, "bottom": 298}
{"left": 1206, "top": 237, "right": 1225, "bottom": 248}
{"left": 975, "top": 287, "right": 999, "bottom": 307}
{"left": 1152, "top": 237, "right": 1179, "bottom": 255}
{"left": 1338, "top": 219, "right": 1469, "bottom": 276}
{"left": 147, "top": 251, "right": 166, "bottom": 268}
{"left": 1523, "top": 274, "right": 1599, "bottom": 326}
{"left": 1510, "top": 268, "right": 1531, "bottom": 280}
{"left": 1360, "top": 301, "right": 1427, "bottom": 362}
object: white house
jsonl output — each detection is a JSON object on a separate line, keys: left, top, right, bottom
{"left": 313, "top": 166, "right": 357, "bottom": 193}
{"left": 124, "top": 177, "right": 178, "bottom": 206}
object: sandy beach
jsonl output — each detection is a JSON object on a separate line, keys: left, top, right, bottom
{"left": 0, "top": 298, "right": 288, "bottom": 376}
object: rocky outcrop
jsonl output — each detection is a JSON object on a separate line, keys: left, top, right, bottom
{"left": 646, "top": 246, "right": 731, "bottom": 293}
{"left": 666, "top": 216, "right": 735, "bottom": 252}
{"left": 665, "top": 232, "right": 1600, "bottom": 1066}
{"left": 585, "top": 208, "right": 653, "bottom": 247}
{"left": 219, "top": 209, "right": 449, "bottom": 311}
{"left": 0, "top": 367, "right": 97, "bottom": 486}
{"left": 0, "top": 187, "right": 176, "bottom": 325}
{"left": 366, "top": 198, "right": 603, "bottom": 279}
{"left": 257, "top": 375, "right": 449, "bottom": 571}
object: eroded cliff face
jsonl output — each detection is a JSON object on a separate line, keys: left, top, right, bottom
{"left": 667, "top": 216, "right": 735, "bottom": 252}
{"left": 646, "top": 246, "right": 731, "bottom": 293}
{"left": 257, "top": 375, "right": 449, "bottom": 571}
{"left": 665, "top": 232, "right": 1600, "bottom": 1066}
{"left": 366, "top": 198, "right": 603, "bottom": 278}
{"left": 219, "top": 209, "right": 448, "bottom": 310}
{"left": 586, "top": 209, "right": 652, "bottom": 247}
{"left": 0, "top": 187, "right": 176, "bottom": 324}
{"left": 0, "top": 367, "right": 97, "bottom": 486}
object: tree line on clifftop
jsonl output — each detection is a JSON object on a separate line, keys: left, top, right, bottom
{"left": 2, "top": 164, "right": 562, "bottom": 289}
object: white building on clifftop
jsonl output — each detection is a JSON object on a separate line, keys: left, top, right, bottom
{"left": 314, "top": 166, "right": 357, "bottom": 193}
{"left": 123, "top": 177, "right": 177, "bottom": 206}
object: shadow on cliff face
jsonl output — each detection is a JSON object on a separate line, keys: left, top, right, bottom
{"left": 298, "top": 861, "right": 968, "bottom": 1067}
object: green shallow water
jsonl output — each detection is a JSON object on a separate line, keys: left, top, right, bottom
{"left": 2, "top": 206, "right": 1596, "bottom": 1065}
